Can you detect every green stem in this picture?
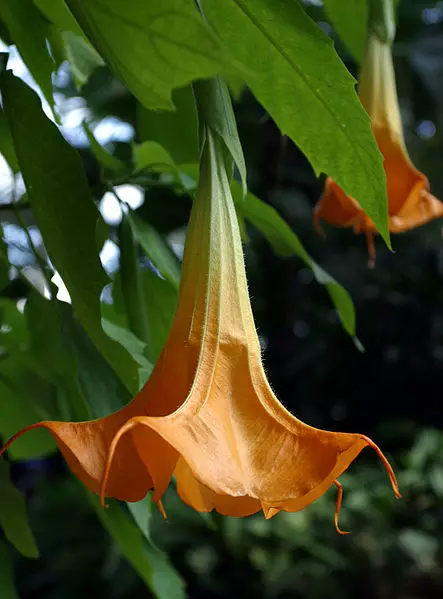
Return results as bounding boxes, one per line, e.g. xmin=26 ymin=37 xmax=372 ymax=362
xmin=368 ymin=0 xmax=396 ymax=45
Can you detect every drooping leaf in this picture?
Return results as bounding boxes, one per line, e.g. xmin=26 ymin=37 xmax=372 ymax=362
xmin=231 ymin=182 xmax=358 ymax=340
xmin=0 ymin=0 xmax=56 ymax=111
xmin=118 ymin=214 xmax=151 ymax=345
xmin=83 ymin=121 xmax=127 ymax=171
xmin=0 ymin=356 xmax=57 ymax=459
xmin=141 ymin=269 xmax=177 ymax=363
xmin=323 ymin=0 xmax=369 ymax=62
xmin=65 ymin=0 xmax=238 ymax=110
xmin=0 ymin=542 xmax=19 ymax=599
xmin=57 ymin=303 xmax=132 ymax=416
xmin=0 ymin=460 xmax=39 ymax=558
xmin=134 ymin=141 xmax=178 ymax=174
xmin=88 ymin=494 xmax=186 ymax=599
xmin=32 ymin=0 xmax=85 ymax=38
xmin=101 ymin=317 xmax=153 ymax=388
xmin=129 ymin=212 xmax=181 ymax=290
xmin=203 ymin=0 xmax=389 ymax=244
xmin=62 ymin=32 xmax=105 ymax=88
xmin=137 ymin=85 xmax=199 ymax=164
xmin=0 ymin=109 xmax=18 ymax=172
xmin=25 ymin=293 xmax=92 ymax=420
xmin=0 ymin=71 xmax=139 ymax=393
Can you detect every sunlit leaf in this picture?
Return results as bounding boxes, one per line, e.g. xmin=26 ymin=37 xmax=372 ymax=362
xmin=63 ymin=32 xmax=105 ymax=88
xmin=1 ymin=71 xmax=139 ymax=393
xmin=203 ymin=0 xmax=389 ymax=244
xmin=66 ymin=0 xmax=238 ymax=110
xmin=0 ymin=0 xmax=55 ymax=111
xmin=134 ymin=141 xmax=178 ymax=174
xmin=0 ymin=461 xmax=39 ymax=558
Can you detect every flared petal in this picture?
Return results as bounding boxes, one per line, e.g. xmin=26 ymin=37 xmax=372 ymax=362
xmin=2 ymin=128 xmax=400 ymax=527
xmin=175 ymin=457 xmax=261 ymax=517
xmin=314 ymin=33 xmax=443 ymax=258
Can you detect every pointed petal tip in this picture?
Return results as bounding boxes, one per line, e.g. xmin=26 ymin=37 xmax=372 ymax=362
xmin=360 ymin=435 xmax=401 ymax=499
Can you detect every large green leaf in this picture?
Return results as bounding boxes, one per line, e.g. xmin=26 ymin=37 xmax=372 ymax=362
xmin=0 ymin=71 xmax=139 ymax=394
xmin=203 ymin=0 xmax=389 ymax=244
xmin=323 ymin=0 xmax=368 ymax=62
xmin=0 ymin=461 xmax=39 ymax=558
xmin=89 ymin=494 xmax=185 ymax=599
xmin=65 ymin=0 xmax=237 ymax=110
xmin=0 ymin=0 xmax=55 ymax=111
xmin=231 ymin=183 xmax=358 ymax=340
xmin=137 ymin=85 xmax=199 ymax=164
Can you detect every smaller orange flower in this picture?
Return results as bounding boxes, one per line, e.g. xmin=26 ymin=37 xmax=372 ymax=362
xmin=314 ymin=33 xmax=443 ymax=264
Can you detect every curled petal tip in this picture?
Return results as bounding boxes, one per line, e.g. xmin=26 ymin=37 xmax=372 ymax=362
xmin=157 ymin=499 xmax=167 ymax=520
xmin=333 ymin=480 xmax=349 ymax=535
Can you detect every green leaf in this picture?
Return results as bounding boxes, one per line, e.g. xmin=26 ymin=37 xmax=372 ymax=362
xmin=83 ymin=121 xmax=126 ymax=171
xmin=1 ymin=71 xmax=139 ymax=394
xmin=0 ymin=0 xmax=56 ymax=112
xmin=32 ymin=0 xmax=85 ymax=38
xmin=88 ymin=494 xmax=185 ymax=599
xmin=137 ymin=85 xmax=199 ymax=165
xmin=141 ymin=269 xmax=177 ymax=363
xmin=0 ymin=356 xmax=57 ymax=459
xmin=66 ymin=0 xmax=237 ymax=110
xmin=62 ymin=32 xmax=105 ymax=88
xmin=129 ymin=212 xmax=181 ymax=290
xmin=118 ymin=214 xmax=151 ymax=345
xmin=57 ymin=304 xmax=132 ymax=417
xmin=101 ymin=317 xmax=153 ymax=388
xmin=25 ymin=293 xmax=92 ymax=420
xmin=203 ymin=0 xmax=389 ymax=244
xmin=323 ymin=0 xmax=368 ymax=62
xmin=0 ymin=542 xmax=20 ymax=599
xmin=0 ymin=109 xmax=18 ymax=172
xmin=134 ymin=141 xmax=178 ymax=174
xmin=0 ymin=460 xmax=39 ymax=558
xmin=231 ymin=182 xmax=358 ymax=340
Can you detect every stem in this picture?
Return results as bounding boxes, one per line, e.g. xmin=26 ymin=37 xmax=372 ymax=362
xmin=368 ymin=0 xmax=396 ymax=45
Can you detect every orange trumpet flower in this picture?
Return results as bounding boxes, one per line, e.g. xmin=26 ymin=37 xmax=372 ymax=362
xmin=1 ymin=130 xmax=400 ymax=531
xmin=314 ymin=33 xmax=443 ymax=264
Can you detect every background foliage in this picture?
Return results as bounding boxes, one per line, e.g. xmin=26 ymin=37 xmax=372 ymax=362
xmin=0 ymin=0 xmax=443 ymax=598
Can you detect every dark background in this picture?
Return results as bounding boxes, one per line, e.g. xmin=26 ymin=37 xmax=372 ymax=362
xmin=5 ymin=1 xmax=443 ymax=597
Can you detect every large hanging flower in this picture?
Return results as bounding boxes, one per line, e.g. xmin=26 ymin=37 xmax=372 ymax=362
xmin=314 ymin=32 xmax=443 ymax=264
xmin=1 ymin=129 xmax=400 ymax=531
